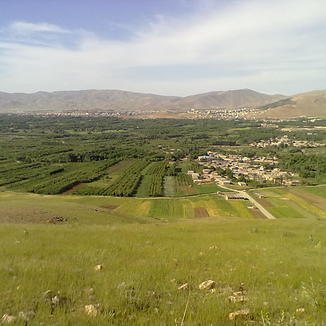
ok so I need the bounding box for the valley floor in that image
[0,186,325,325]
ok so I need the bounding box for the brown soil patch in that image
[194,207,209,218]
[107,160,133,173]
[0,208,67,224]
[288,189,326,210]
[250,208,266,219]
[178,186,196,195]
[47,215,67,224]
[101,205,119,210]
[63,183,87,194]
[255,197,272,208]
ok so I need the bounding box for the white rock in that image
[51,295,61,305]
[199,280,215,290]
[85,304,99,317]
[178,283,189,290]
[229,309,250,320]
[18,311,35,321]
[228,295,247,303]
[0,314,17,324]
[43,289,54,299]
[94,265,103,271]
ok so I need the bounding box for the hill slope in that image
[0,89,284,112]
[257,90,326,118]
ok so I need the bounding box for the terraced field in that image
[163,175,226,197]
[250,186,326,219]
[0,192,260,225]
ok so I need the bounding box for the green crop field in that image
[250,186,326,219]
[1,116,326,324]
[0,191,260,224]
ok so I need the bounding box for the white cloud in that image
[9,21,69,34]
[0,0,325,95]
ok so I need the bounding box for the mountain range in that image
[0,88,325,118]
[0,89,284,112]
[257,90,326,118]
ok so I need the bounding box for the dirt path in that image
[243,191,276,220]
[194,208,209,218]
[217,184,276,220]
[63,183,87,194]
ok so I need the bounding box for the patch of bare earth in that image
[107,160,133,173]
[101,205,119,210]
[0,208,67,224]
[250,208,266,219]
[255,197,272,208]
[289,188,326,210]
[63,183,87,194]
[194,208,209,218]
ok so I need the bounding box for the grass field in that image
[1,187,326,325]
[0,218,325,325]
[0,191,259,224]
[251,186,326,219]
[163,176,226,197]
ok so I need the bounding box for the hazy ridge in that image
[0,89,285,112]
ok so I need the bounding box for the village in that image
[186,107,260,120]
[188,151,300,187]
[250,135,324,148]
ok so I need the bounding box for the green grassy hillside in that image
[0,218,325,325]
[0,187,326,324]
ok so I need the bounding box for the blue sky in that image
[0,0,325,95]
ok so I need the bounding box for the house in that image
[223,193,248,200]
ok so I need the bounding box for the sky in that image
[0,0,325,96]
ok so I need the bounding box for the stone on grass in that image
[0,314,17,324]
[51,295,61,305]
[85,304,100,317]
[43,290,54,300]
[178,283,189,290]
[229,309,250,320]
[94,265,103,271]
[228,295,247,303]
[199,280,215,290]
[233,290,246,296]
[51,294,68,307]
[18,311,35,321]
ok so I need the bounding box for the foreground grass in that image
[0,218,326,325]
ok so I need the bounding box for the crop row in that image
[7,160,118,194]
[0,163,56,186]
[176,173,193,187]
[138,161,167,197]
[96,160,149,196]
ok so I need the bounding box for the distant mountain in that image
[257,90,326,118]
[0,89,285,112]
